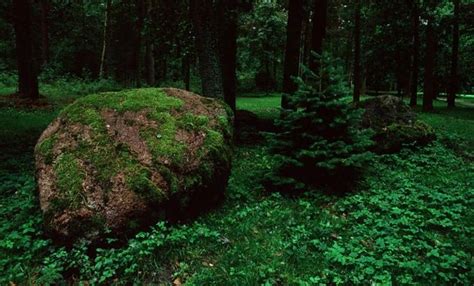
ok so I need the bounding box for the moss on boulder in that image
[35,88,233,243]
[362,95,435,153]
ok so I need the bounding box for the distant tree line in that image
[0,0,472,110]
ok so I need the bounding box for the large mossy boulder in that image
[35,88,233,243]
[361,95,435,153]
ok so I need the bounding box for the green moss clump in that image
[126,166,166,202]
[151,165,178,194]
[204,130,225,150]
[65,88,183,115]
[37,135,57,164]
[178,113,210,131]
[142,114,186,167]
[204,130,231,162]
[54,153,85,208]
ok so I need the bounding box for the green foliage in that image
[0,174,57,284]
[237,1,287,90]
[266,69,373,192]
[40,77,123,104]
[0,93,473,285]
[0,75,122,103]
[0,72,17,95]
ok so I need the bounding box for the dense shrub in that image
[266,66,373,193]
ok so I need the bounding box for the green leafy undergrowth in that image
[419,105,474,160]
[0,96,472,285]
[1,143,472,285]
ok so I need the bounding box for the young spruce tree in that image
[267,59,373,193]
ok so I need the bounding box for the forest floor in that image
[0,87,473,285]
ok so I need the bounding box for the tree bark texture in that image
[282,0,304,109]
[190,0,224,99]
[12,0,39,99]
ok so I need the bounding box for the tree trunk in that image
[162,59,167,80]
[353,0,361,104]
[361,73,367,96]
[182,54,191,91]
[447,0,459,108]
[217,0,238,111]
[131,0,145,87]
[12,0,39,99]
[99,0,112,78]
[423,17,436,112]
[281,0,304,109]
[302,8,311,72]
[39,0,50,67]
[145,0,155,86]
[309,0,327,74]
[145,43,155,86]
[190,0,224,99]
[409,1,420,106]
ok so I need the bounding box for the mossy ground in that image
[0,90,472,284]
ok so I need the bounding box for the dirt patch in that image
[0,93,53,109]
[175,129,207,170]
[101,109,155,166]
[35,156,58,210]
[105,172,149,230]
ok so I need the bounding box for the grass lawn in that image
[0,89,473,285]
[237,95,281,119]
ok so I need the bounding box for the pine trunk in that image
[145,0,155,86]
[409,1,420,107]
[423,18,436,112]
[282,0,304,109]
[12,0,39,99]
[131,0,145,87]
[447,0,459,108]
[39,0,50,67]
[182,54,191,91]
[309,0,327,73]
[353,0,361,104]
[99,0,112,78]
[217,0,237,111]
[191,0,224,99]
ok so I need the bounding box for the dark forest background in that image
[1,0,473,109]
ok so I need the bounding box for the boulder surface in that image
[361,95,435,153]
[35,88,233,242]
